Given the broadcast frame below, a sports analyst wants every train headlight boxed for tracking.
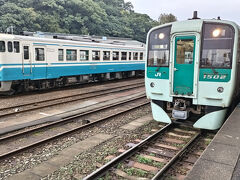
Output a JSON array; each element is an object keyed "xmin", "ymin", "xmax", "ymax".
[
  {"xmin": 212, "ymin": 29, "xmax": 221, "ymax": 37},
  {"xmin": 217, "ymin": 87, "xmax": 224, "ymax": 93},
  {"xmin": 150, "ymin": 82, "xmax": 155, "ymax": 88},
  {"xmin": 159, "ymin": 33, "xmax": 165, "ymax": 39}
]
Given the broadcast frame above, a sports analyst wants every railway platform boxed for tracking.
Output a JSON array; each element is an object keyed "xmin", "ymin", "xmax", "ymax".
[{"xmin": 186, "ymin": 104, "xmax": 240, "ymax": 180}]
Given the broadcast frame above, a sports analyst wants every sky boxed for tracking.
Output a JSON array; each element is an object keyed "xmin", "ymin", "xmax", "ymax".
[{"xmin": 126, "ymin": 0, "xmax": 240, "ymax": 24}]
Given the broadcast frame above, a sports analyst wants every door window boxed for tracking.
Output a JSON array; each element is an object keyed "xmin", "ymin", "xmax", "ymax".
[
  {"xmin": 24, "ymin": 46, "xmax": 29, "ymax": 60},
  {"xmin": 58, "ymin": 49, "xmax": 64, "ymax": 61},
  {"xmin": 176, "ymin": 39, "xmax": 194, "ymax": 64}
]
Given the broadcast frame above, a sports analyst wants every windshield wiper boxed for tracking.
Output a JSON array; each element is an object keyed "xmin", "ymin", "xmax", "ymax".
[
  {"xmin": 156, "ymin": 66, "xmax": 161, "ymax": 72},
  {"xmin": 211, "ymin": 67, "xmax": 218, "ymax": 75}
]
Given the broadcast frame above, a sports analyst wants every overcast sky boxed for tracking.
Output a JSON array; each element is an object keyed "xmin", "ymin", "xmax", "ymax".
[{"xmin": 126, "ymin": 0, "xmax": 240, "ymax": 24}]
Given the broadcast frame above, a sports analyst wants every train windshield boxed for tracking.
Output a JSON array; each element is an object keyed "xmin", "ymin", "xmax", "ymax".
[
  {"xmin": 148, "ymin": 26, "xmax": 171, "ymax": 67},
  {"xmin": 200, "ymin": 23, "xmax": 234, "ymax": 69}
]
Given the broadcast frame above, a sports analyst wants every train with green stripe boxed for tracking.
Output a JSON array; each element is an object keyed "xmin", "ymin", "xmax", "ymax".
[
  {"xmin": 145, "ymin": 14, "xmax": 240, "ymax": 130},
  {"xmin": 0, "ymin": 32, "xmax": 145, "ymax": 94}
]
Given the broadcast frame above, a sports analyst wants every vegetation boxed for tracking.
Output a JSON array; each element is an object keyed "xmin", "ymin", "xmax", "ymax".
[
  {"xmin": 0, "ymin": 0, "xmax": 176, "ymax": 42},
  {"xmin": 158, "ymin": 13, "xmax": 177, "ymax": 25}
]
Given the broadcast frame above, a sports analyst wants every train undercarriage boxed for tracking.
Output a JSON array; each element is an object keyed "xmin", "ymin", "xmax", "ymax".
[
  {"xmin": 151, "ymin": 99, "xmax": 228, "ymax": 130},
  {"xmin": 0, "ymin": 71, "xmax": 143, "ymax": 95}
]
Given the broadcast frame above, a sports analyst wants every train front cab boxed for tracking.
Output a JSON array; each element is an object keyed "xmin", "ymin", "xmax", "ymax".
[{"xmin": 145, "ymin": 20, "xmax": 239, "ymax": 130}]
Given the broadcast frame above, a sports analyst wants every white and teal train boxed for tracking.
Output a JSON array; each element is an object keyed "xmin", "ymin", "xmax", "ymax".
[
  {"xmin": 145, "ymin": 16, "xmax": 240, "ymax": 130},
  {"xmin": 0, "ymin": 32, "xmax": 145, "ymax": 94}
]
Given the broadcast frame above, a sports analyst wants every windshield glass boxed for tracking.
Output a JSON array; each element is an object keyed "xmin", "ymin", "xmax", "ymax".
[
  {"xmin": 148, "ymin": 26, "xmax": 171, "ymax": 67},
  {"xmin": 200, "ymin": 23, "xmax": 234, "ymax": 69}
]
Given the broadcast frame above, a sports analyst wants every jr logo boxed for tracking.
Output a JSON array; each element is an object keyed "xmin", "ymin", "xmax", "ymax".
[
  {"xmin": 155, "ymin": 72, "xmax": 162, "ymax": 77},
  {"xmin": 203, "ymin": 74, "xmax": 227, "ymax": 80}
]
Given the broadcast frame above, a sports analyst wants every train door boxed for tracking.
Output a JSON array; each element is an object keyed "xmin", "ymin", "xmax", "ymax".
[
  {"xmin": 22, "ymin": 45, "xmax": 32, "ymax": 75},
  {"xmin": 173, "ymin": 36, "xmax": 196, "ymax": 96},
  {"xmin": 33, "ymin": 46, "xmax": 47, "ymax": 79}
]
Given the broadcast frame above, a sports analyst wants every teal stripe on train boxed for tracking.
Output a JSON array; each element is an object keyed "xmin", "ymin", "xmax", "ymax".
[
  {"xmin": 199, "ymin": 69, "xmax": 231, "ymax": 82},
  {"xmin": 146, "ymin": 67, "xmax": 169, "ymax": 79},
  {"xmin": 0, "ymin": 63, "xmax": 145, "ymax": 81}
]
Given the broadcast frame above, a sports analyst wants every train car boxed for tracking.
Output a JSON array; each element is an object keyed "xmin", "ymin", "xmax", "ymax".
[
  {"xmin": 145, "ymin": 13, "xmax": 240, "ymax": 130},
  {"xmin": 0, "ymin": 32, "xmax": 145, "ymax": 94}
]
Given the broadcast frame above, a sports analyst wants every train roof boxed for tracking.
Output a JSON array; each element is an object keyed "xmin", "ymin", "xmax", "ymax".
[
  {"xmin": 148, "ymin": 19, "xmax": 240, "ymax": 35},
  {"xmin": 0, "ymin": 32, "xmax": 145, "ymax": 49}
]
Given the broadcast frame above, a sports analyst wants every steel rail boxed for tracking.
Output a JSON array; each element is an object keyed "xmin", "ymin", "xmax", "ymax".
[
  {"xmin": 0, "ymin": 97, "xmax": 149, "ymax": 160},
  {"xmin": 0, "ymin": 94, "xmax": 146, "ymax": 141},
  {"xmin": 0, "ymin": 82, "xmax": 144, "ymax": 118},
  {"xmin": 83, "ymin": 123, "xmax": 173, "ymax": 180},
  {"xmin": 152, "ymin": 131, "xmax": 201, "ymax": 180}
]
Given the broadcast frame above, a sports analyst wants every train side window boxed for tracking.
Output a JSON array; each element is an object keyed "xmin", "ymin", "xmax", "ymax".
[
  {"xmin": 113, "ymin": 51, "xmax": 119, "ymax": 60},
  {"xmin": 14, "ymin": 41, "xmax": 20, "ymax": 53},
  {"xmin": 133, "ymin": 52, "xmax": 138, "ymax": 60},
  {"xmin": 80, "ymin": 50, "xmax": 89, "ymax": 61},
  {"xmin": 66, "ymin": 49, "xmax": 77, "ymax": 61},
  {"xmin": 140, "ymin": 52, "xmax": 144, "ymax": 60},
  {"xmin": 129, "ymin": 52, "xmax": 132, "ymax": 60},
  {"xmin": 92, "ymin": 51, "xmax": 100, "ymax": 61},
  {"xmin": 58, "ymin": 49, "xmax": 64, "ymax": 61},
  {"xmin": 35, "ymin": 48, "xmax": 45, "ymax": 61},
  {"xmin": 0, "ymin": 41, "xmax": 5, "ymax": 52},
  {"xmin": 23, "ymin": 46, "xmax": 29, "ymax": 59},
  {"xmin": 8, "ymin": 42, "xmax": 13, "ymax": 52},
  {"xmin": 103, "ymin": 51, "xmax": 110, "ymax": 61},
  {"xmin": 121, "ymin": 52, "xmax": 127, "ymax": 60}
]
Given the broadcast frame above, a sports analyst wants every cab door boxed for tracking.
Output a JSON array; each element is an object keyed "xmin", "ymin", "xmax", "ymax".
[
  {"xmin": 22, "ymin": 45, "xmax": 32, "ymax": 75},
  {"xmin": 173, "ymin": 36, "xmax": 196, "ymax": 96}
]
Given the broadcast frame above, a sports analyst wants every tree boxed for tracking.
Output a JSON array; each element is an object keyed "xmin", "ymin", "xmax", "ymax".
[
  {"xmin": 0, "ymin": 0, "xmax": 159, "ymax": 42},
  {"xmin": 158, "ymin": 13, "xmax": 177, "ymax": 25}
]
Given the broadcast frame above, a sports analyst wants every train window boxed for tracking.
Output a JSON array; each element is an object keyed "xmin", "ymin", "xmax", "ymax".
[
  {"xmin": 121, "ymin": 52, "xmax": 127, "ymax": 60},
  {"xmin": 133, "ymin": 52, "xmax": 138, "ymax": 60},
  {"xmin": 13, "ymin": 41, "xmax": 20, "ymax": 53},
  {"xmin": 200, "ymin": 23, "xmax": 234, "ymax": 68},
  {"xmin": 176, "ymin": 39, "xmax": 194, "ymax": 64},
  {"xmin": 23, "ymin": 46, "xmax": 29, "ymax": 59},
  {"xmin": 66, "ymin": 49, "xmax": 77, "ymax": 61},
  {"xmin": 58, "ymin": 49, "xmax": 64, "ymax": 61},
  {"xmin": 140, "ymin": 52, "xmax": 144, "ymax": 60},
  {"xmin": 103, "ymin": 51, "xmax": 110, "ymax": 61},
  {"xmin": 80, "ymin": 50, "xmax": 89, "ymax": 61},
  {"xmin": 129, "ymin": 52, "xmax": 132, "ymax": 60},
  {"xmin": 35, "ymin": 48, "xmax": 45, "ymax": 61},
  {"xmin": 0, "ymin": 41, "xmax": 5, "ymax": 52},
  {"xmin": 113, "ymin": 51, "xmax": 119, "ymax": 60},
  {"xmin": 8, "ymin": 42, "xmax": 13, "ymax": 52},
  {"xmin": 148, "ymin": 26, "xmax": 171, "ymax": 67},
  {"xmin": 92, "ymin": 51, "xmax": 100, "ymax": 61}
]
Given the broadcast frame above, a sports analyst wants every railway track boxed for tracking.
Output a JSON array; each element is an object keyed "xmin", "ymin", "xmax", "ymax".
[
  {"xmin": 83, "ymin": 124, "xmax": 201, "ymax": 180},
  {"xmin": 0, "ymin": 95, "xmax": 149, "ymax": 160},
  {"xmin": 163, "ymin": 132, "xmax": 214, "ymax": 179},
  {"xmin": 0, "ymin": 81, "xmax": 144, "ymax": 118}
]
